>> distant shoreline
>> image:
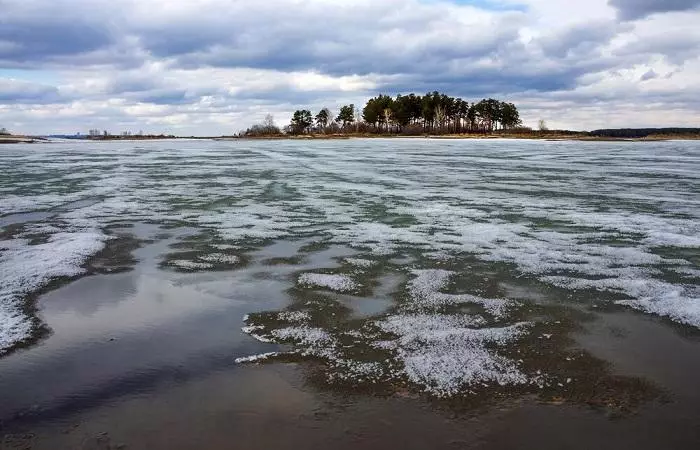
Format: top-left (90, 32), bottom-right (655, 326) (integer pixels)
top-left (85, 130), bottom-right (700, 142)
top-left (3, 132), bottom-right (699, 144)
top-left (0, 135), bottom-right (46, 144)
top-left (215, 132), bottom-right (700, 142)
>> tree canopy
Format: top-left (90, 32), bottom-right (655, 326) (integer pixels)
top-left (360, 93), bottom-right (521, 133)
top-left (289, 110), bottom-right (313, 134)
top-left (335, 104), bottom-right (355, 129)
top-left (315, 108), bottom-right (331, 130)
top-left (288, 92), bottom-right (522, 135)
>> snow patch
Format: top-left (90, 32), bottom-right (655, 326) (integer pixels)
top-left (298, 273), bottom-right (358, 292)
top-left (345, 258), bottom-right (376, 268)
top-left (235, 352), bottom-right (280, 364)
top-left (545, 276), bottom-right (700, 328)
top-left (376, 314), bottom-right (529, 396)
top-left (168, 259), bottom-right (214, 270)
top-left (277, 311), bottom-right (311, 322)
top-left (0, 230), bottom-right (107, 353)
top-left (199, 253), bottom-right (240, 264)
top-left (408, 270), bottom-right (513, 318)
top-left (241, 324), bottom-right (274, 343)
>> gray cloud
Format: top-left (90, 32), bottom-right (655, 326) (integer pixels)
top-left (0, 0), bottom-right (699, 134)
top-left (640, 69), bottom-right (658, 81)
top-left (136, 7), bottom-right (529, 79)
top-left (609, 0), bottom-right (700, 20)
top-left (0, 19), bottom-right (113, 64)
top-left (133, 89), bottom-right (190, 105)
top-left (538, 22), bottom-right (630, 58)
top-left (0, 78), bottom-right (64, 103)
top-left (0, 0), bottom-right (632, 98)
top-left (108, 76), bottom-right (160, 95)
top-left (614, 32), bottom-right (700, 64)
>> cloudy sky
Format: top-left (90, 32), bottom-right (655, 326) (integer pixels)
top-left (1, 0), bottom-right (699, 135)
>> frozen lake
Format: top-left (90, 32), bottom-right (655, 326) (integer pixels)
top-left (1, 138), bottom-right (699, 447)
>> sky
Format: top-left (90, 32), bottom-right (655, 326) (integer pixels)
top-left (0, 0), bottom-right (699, 135)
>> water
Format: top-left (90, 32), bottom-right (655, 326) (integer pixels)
top-left (1, 139), bottom-right (699, 448)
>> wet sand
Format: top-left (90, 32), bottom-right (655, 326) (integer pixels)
top-left (2, 228), bottom-right (700, 449)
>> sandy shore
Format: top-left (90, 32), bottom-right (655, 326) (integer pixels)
top-left (0, 135), bottom-right (40, 144)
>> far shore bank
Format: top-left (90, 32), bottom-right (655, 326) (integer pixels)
top-left (0, 135), bottom-right (45, 144)
top-left (3, 132), bottom-right (699, 145)
top-left (214, 132), bottom-right (700, 142)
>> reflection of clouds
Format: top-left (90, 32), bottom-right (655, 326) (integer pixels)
top-left (43, 270), bottom-right (245, 342)
top-left (40, 271), bottom-right (139, 317)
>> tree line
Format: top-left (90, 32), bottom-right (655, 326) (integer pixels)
top-left (590, 128), bottom-right (700, 138)
top-left (243, 92), bottom-right (523, 136)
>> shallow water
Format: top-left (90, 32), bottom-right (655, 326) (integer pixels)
top-left (1, 139), bottom-right (699, 448)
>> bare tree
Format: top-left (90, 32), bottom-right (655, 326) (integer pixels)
top-left (263, 114), bottom-right (276, 129)
top-left (434, 105), bottom-right (445, 133)
top-left (382, 108), bottom-right (392, 132)
top-left (242, 113), bottom-right (281, 136)
top-left (538, 119), bottom-right (548, 131)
